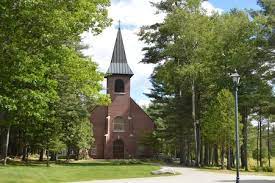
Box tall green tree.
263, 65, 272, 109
202, 89, 236, 169
0, 0, 111, 165
140, 0, 274, 169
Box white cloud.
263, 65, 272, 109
81, 0, 163, 106
82, 0, 222, 106
201, 1, 223, 16
137, 99, 151, 108
109, 0, 164, 27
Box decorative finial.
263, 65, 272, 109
118, 20, 121, 29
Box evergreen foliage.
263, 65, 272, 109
140, 0, 275, 170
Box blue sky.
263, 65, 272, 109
82, 0, 264, 107
209, 0, 260, 11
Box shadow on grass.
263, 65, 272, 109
2, 160, 48, 167
218, 180, 275, 183
201, 166, 258, 173
60, 162, 146, 167
1, 159, 147, 167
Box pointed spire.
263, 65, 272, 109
106, 22, 134, 77
110, 24, 127, 63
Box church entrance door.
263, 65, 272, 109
113, 139, 124, 159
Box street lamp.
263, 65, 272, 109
231, 69, 240, 183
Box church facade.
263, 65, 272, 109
90, 27, 154, 159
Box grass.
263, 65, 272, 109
0, 159, 161, 183
198, 158, 275, 176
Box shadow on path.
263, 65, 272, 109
218, 180, 275, 183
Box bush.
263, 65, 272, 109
111, 160, 142, 165
252, 166, 261, 172
252, 148, 268, 160
155, 153, 173, 164
263, 166, 274, 172
251, 166, 274, 172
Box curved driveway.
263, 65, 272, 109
75, 166, 275, 183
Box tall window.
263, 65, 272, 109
113, 116, 125, 132
115, 79, 124, 93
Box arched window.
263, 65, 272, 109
115, 79, 124, 93
113, 116, 125, 132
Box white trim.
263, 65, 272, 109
114, 92, 126, 95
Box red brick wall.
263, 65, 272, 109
90, 106, 107, 159
90, 75, 154, 159
105, 75, 131, 158
130, 98, 154, 157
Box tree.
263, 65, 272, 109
140, 0, 274, 170
0, 0, 111, 165
258, 0, 275, 48
202, 89, 236, 169
53, 48, 109, 160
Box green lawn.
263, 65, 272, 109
0, 160, 160, 183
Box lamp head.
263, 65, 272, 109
230, 69, 240, 85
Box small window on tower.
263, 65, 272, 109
115, 79, 124, 93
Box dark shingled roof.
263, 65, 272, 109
106, 28, 134, 77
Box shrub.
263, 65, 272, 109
111, 160, 142, 165
263, 166, 274, 172
251, 166, 274, 172
252, 166, 261, 172
252, 148, 268, 160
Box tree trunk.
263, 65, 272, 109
187, 141, 190, 166
231, 147, 235, 168
204, 143, 209, 166
257, 120, 259, 168
39, 149, 44, 161
75, 149, 79, 160
241, 106, 248, 171
66, 147, 70, 161
192, 79, 199, 167
3, 124, 11, 166
200, 137, 203, 166
46, 149, 49, 167
241, 144, 244, 168
259, 111, 263, 167
50, 152, 56, 161
208, 145, 214, 166
180, 139, 187, 166
227, 146, 231, 170
22, 146, 28, 162
268, 116, 271, 167
221, 144, 225, 169
213, 144, 219, 166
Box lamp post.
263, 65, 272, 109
231, 70, 240, 183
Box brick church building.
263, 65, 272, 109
90, 27, 155, 159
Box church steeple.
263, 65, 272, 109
106, 24, 134, 77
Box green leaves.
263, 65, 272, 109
141, 0, 274, 160
0, 0, 111, 158
202, 89, 238, 147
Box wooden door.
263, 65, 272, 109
113, 139, 124, 159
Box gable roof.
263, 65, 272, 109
106, 28, 134, 77
130, 98, 154, 124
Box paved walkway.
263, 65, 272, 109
74, 166, 275, 183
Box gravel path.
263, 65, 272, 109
74, 166, 275, 183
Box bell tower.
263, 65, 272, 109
90, 24, 155, 159
104, 26, 134, 158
